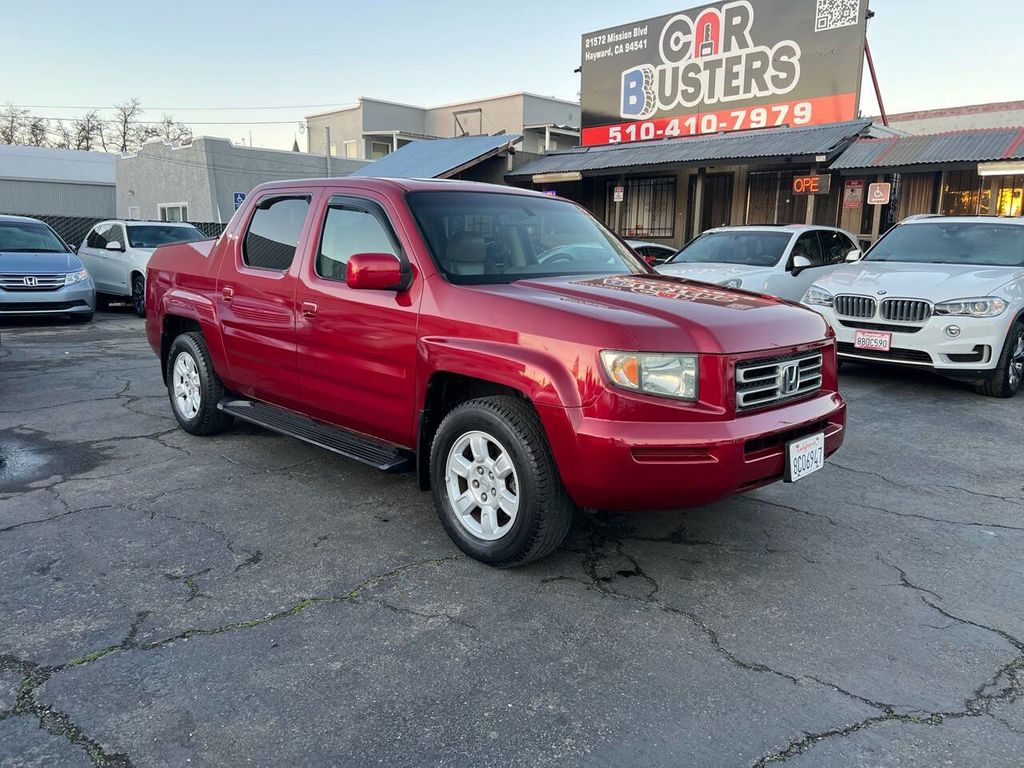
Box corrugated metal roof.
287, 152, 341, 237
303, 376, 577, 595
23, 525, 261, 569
351, 134, 522, 179
506, 120, 870, 178
831, 127, 1024, 170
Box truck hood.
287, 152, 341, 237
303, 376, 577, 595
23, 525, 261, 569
810, 261, 1022, 301
0, 251, 82, 273
483, 273, 831, 355
657, 262, 774, 286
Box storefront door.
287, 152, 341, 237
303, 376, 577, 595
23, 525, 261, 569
688, 173, 734, 236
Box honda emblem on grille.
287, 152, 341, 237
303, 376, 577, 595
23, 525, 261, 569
779, 363, 801, 395
23, 276, 38, 287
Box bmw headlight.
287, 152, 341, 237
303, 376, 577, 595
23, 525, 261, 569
600, 351, 698, 401
933, 297, 1007, 318
719, 278, 743, 289
803, 285, 834, 307
64, 269, 90, 286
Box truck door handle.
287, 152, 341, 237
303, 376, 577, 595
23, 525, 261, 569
301, 300, 319, 318
222, 286, 234, 302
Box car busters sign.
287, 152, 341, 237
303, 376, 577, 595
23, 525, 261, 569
580, 0, 868, 146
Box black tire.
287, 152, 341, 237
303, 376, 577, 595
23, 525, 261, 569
131, 274, 146, 318
70, 312, 94, 323
165, 332, 233, 435
977, 320, 1024, 398
430, 396, 574, 567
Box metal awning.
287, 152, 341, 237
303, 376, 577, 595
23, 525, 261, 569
831, 127, 1024, 171
506, 120, 871, 179
352, 133, 522, 179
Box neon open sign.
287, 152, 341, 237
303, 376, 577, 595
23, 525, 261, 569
792, 174, 832, 195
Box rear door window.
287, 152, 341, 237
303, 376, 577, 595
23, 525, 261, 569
792, 232, 825, 267
818, 230, 855, 264
243, 196, 311, 271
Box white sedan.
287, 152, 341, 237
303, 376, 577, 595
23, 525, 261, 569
804, 216, 1024, 397
78, 220, 207, 317
657, 225, 862, 301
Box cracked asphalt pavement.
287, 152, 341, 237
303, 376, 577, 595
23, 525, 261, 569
1, 310, 1022, 767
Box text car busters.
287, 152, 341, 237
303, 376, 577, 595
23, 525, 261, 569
620, 2, 800, 123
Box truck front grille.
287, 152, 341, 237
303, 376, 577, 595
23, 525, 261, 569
833, 295, 876, 318
0, 274, 66, 291
880, 298, 931, 323
735, 351, 823, 412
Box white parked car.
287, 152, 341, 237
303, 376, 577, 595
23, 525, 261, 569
804, 216, 1024, 397
78, 220, 207, 316
657, 225, 862, 301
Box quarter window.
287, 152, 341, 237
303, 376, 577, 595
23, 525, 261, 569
243, 196, 311, 271
316, 204, 397, 281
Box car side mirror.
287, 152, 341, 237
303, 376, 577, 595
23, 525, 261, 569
790, 254, 812, 275
106, 241, 124, 252
346, 252, 410, 291
845, 249, 863, 262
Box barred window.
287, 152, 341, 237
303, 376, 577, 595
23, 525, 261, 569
606, 177, 676, 239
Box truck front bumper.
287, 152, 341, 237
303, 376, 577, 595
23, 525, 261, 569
540, 391, 846, 511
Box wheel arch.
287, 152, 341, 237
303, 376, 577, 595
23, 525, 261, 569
160, 315, 203, 384
416, 371, 532, 491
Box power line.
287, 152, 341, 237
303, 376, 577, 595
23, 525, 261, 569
15, 102, 349, 112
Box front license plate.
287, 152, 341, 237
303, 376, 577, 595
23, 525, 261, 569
853, 329, 892, 352
785, 432, 825, 483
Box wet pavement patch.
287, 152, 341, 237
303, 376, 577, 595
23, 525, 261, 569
0, 431, 106, 493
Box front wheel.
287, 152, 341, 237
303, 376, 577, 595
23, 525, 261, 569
977, 321, 1024, 398
131, 274, 146, 317
166, 332, 233, 435
430, 396, 574, 567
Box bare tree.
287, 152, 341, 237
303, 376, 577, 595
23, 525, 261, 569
107, 98, 144, 152
156, 114, 192, 144
51, 119, 74, 150
0, 104, 28, 144
26, 116, 49, 147
74, 110, 105, 151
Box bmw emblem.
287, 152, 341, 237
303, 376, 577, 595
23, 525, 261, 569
877, 290, 888, 296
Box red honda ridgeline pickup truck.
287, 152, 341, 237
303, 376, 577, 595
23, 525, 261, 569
146, 178, 845, 567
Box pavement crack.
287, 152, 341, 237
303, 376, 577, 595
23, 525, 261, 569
876, 556, 944, 601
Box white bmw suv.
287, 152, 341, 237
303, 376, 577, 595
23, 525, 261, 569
803, 216, 1024, 397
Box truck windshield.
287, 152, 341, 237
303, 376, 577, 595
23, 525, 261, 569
866, 222, 1024, 267
406, 191, 647, 284
127, 225, 206, 248
0, 220, 69, 253
667, 231, 792, 267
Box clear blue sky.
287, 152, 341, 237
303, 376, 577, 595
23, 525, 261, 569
7, 0, 1022, 149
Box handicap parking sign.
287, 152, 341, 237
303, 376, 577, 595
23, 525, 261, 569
233, 192, 246, 209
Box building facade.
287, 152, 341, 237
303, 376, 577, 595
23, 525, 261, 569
305, 93, 580, 161
0, 144, 115, 219
116, 136, 369, 223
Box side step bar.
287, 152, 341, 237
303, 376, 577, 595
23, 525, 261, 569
217, 398, 414, 473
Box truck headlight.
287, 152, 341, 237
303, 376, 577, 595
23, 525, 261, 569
933, 297, 1007, 318
803, 286, 834, 307
719, 278, 742, 289
64, 269, 90, 286
600, 351, 698, 401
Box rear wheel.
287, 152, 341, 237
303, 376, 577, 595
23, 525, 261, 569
131, 274, 146, 317
430, 396, 573, 567
166, 332, 233, 435
977, 320, 1024, 398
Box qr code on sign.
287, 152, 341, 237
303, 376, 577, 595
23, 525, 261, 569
815, 0, 861, 31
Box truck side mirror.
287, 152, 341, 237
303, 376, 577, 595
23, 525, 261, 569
346, 252, 410, 291
845, 249, 863, 262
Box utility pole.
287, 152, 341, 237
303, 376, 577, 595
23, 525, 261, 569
325, 126, 332, 177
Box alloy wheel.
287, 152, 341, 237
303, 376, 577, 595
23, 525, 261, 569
172, 352, 202, 420
132, 277, 145, 316
444, 430, 520, 541
1009, 330, 1024, 390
